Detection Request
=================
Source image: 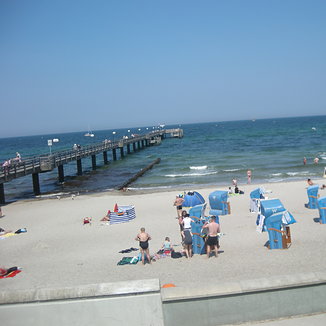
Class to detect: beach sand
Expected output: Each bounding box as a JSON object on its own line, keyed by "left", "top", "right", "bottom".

{"left": 1, "top": 179, "right": 326, "bottom": 292}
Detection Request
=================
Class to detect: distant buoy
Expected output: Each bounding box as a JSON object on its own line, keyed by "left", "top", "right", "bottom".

{"left": 312, "top": 127, "right": 317, "bottom": 131}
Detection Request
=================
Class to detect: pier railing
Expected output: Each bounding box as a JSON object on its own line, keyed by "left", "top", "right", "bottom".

{"left": 0, "top": 129, "right": 182, "bottom": 183}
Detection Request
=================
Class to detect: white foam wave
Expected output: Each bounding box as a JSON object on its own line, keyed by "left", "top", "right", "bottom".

{"left": 165, "top": 171, "right": 218, "bottom": 178}
{"left": 223, "top": 169, "right": 240, "bottom": 172}
{"left": 189, "top": 165, "right": 207, "bottom": 170}
{"left": 271, "top": 173, "right": 282, "bottom": 177}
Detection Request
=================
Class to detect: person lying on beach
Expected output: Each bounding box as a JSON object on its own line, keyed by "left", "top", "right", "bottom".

{"left": 135, "top": 227, "right": 151, "bottom": 265}
{"left": 234, "top": 186, "right": 244, "bottom": 194}
{"left": 321, "top": 184, "right": 326, "bottom": 190}
{"left": 100, "top": 210, "right": 111, "bottom": 222}
{"left": 173, "top": 195, "right": 185, "bottom": 219}
{"left": 202, "top": 216, "right": 220, "bottom": 258}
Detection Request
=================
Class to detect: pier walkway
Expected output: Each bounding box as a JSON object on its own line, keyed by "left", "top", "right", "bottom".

{"left": 0, "top": 128, "right": 183, "bottom": 203}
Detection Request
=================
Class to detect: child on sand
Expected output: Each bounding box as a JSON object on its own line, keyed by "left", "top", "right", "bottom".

{"left": 162, "top": 236, "right": 173, "bottom": 255}
{"left": 135, "top": 227, "right": 151, "bottom": 265}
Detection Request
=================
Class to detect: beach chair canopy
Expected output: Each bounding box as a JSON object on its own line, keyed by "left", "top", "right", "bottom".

{"left": 265, "top": 211, "right": 284, "bottom": 249}
{"left": 318, "top": 196, "right": 326, "bottom": 224}
{"left": 183, "top": 191, "right": 205, "bottom": 208}
{"left": 305, "top": 185, "right": 319, "bottom": 209}
{"left": 189, "top": 203, "right": 206, "bottom": 220}
{"left": 260, "top": 199, "right": 285, "bottom": 218}
{"left": 209, "top": 190, "right": 229, "bottom": 216}
{"left": 250, "top": 187, "right": 265, "bottom": 199}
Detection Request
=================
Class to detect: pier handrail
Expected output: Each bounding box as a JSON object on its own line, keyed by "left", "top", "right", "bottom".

{"left": 0, "top": 129, "right": 182, "bottom": 182}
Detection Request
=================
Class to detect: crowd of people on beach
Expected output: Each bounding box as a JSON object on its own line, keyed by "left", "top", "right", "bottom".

{"left": 133, "top": 193, "right": 222, "bottom": 265}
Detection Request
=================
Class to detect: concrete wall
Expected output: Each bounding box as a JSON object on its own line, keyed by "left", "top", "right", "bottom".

{"left": 1, "top": 273, "right": 326, "bottom": 326}
{"left": 0, "top": 279, "right": 164, "bottom": 326}
{"left": 162, "top": 272, "right": 326, "bottom": 326}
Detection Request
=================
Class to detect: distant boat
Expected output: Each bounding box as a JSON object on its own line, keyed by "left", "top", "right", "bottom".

{"left": 84, "top": 127, "right": 95, "bottom": 137}
{"left": 312, "top": 127, "right": 317, "bottom": 131}
{"left": 159, "top": 124, "right": 165, "bottom": 128}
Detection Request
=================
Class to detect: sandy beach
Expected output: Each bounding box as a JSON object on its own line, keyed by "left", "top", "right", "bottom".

{"left": 1, "top": 179, "right": 326, "bottom": 292}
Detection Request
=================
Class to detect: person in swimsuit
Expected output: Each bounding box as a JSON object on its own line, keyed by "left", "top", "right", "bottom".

{"left": 202, "top": 216, "right": 220, "bottom": 258}
{"left": 162, "top": 236, "right": 173, "bottom": 255}
{"left": 174, "top": 195, "right": 185, "bottom": 219}
{"left": 135, "top": 227, "right": 151, "bottom": 264}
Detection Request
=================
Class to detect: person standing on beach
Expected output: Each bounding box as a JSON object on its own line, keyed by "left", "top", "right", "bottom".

{"left": 303, "top": 157, "right": 307, "bottom": 165}
{"left": 135, "top": 227, "right": 151, "bottom": 265}
{"left": 174, "top": 194, "right": 184, "bottom": 219}
{"left": 182, "top": 228, "right": 193, "bottom": 258}
{"left": 247, "top": 170, "right": 252, "bottom": 184}
{"left": 202, "top": 216, "right": 220, "bottom": 258}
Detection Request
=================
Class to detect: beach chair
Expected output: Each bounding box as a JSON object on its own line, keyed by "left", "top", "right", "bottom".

{"left": 190, "top": 218, "right": 206, "bottom": 255}
{"left": 209, "top": 190, "right": 230, "bottom": 216}
{"left": 260, "top": 199, "right": 293, "bottom": 250}
{"left": 305, "top": 185, "right": 319, "bottom": 209}
{"left": 250, "top": 187, "right": 265, "bottom": 212}
{"left": 183, "top": 191, "right": 205, "bottom": 209}
{"left": 317, "top": 196, "right": 326, "bottom": 224}
{"left": 189, "top": 204, "right": 207, "bottom": 255}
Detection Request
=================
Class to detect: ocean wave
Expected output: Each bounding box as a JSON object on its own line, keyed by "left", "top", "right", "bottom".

{"left": 223, "top": 168, "right": 241, "bottom": 172}
{"left": 286, "top": 171, "right": 310, "bottom": 176}
{"left": 189, "top": 165, "right": 207, "bottom": 170}
{"left": 128, "top": 186, "right": 172, "bottom": 190}
{"left": 165, "top": 171, "right": 218, "bottom": 178}
{"left": 270, "top": 173, "right": 282, "bottom": 177}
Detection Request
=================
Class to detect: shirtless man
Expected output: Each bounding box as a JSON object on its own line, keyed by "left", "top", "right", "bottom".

{"left": 202, "top": 216, "right": 220, "bottom": 258}
{"left": 135, "top": 227, "right": 151, "bottom": 265}
{"left": 173, "top": 195, "right": 185, "bottom": 219}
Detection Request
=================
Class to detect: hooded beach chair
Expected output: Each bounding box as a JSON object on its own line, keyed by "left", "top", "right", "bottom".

{"left": 305, "top": 185, "right": 319, "bottom": 209}
{"left": 189, "top": 203, "right": 207, "bottom": 255}
{"left": 317, "top": 196, "right": 326, "bottom": 224}
{"left": 249, "top": 187, "right": 266, "bottom": 212}
{"left": 260, "top": 199, "right": 293, "bottom": 249}
{"left": 209, "top": 190, "right": 230, "bottom": 216}
{"left": 183, "top": 191, "right": 205, "bottom": 209}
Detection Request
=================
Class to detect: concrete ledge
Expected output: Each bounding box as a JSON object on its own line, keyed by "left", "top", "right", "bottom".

{"left": 161, "top": 271, "right": 326, "bottom": 301}
{"left": 0, "top": 278, "right": 160, "bottom": 305}
{"left": 162, "top": 272, "right": 326, "bottom": 326}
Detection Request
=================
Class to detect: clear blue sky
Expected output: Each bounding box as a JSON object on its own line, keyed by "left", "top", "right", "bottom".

{"left": 1, "top": 0, "right": 325, "bottom": 137}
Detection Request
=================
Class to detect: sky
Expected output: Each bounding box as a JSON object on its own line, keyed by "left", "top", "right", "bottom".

{"left": 1, "top": 0, "right": 326, "bottom": 137}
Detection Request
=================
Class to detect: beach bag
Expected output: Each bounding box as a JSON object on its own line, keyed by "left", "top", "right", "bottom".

{"left": 171, "top": 251, "right": 182, "bottom": 259}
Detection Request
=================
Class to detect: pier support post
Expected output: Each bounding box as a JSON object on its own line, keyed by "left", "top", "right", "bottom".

{"left": 77, "top": 159, "right": 82, "bottom": 176}
{"left": 0, "top": 183, "right": 5, "bottom": 204}
{"left": 58, "top": 165, "right": 64, "bottom": 183}
{"left": 145, "top": 139, "right": 150, "bottom": 147}
{"left": 32, "top": 173, "right": 40, "bottom": 196}
{"left": 112, "top": 148, "right": 117, "bottom": 161}
{"left": 138, "top": 141, "right": 141, "bottom": 150}
{"left": 120, "top": 147, "right": 124, "bottom": 158}
{"left": 103, "top": 151, "right": 108, "bottom": 165}
{"left": 91, "top": 155, "right": 96, "bottom": 170}
{"left": 133, "top": 142, "right": 137, "bottom": 152}
{"left": 127, "top": 144, "right": 131, "bottom": 154}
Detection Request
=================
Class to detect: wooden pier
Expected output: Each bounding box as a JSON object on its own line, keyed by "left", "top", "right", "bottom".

{"left": 0, "top": 128, "right": 183, "bottom": 204}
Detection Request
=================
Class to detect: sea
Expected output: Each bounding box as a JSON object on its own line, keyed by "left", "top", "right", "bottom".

{"left": 1, "top": 115, "right": 325, "bottom": 202}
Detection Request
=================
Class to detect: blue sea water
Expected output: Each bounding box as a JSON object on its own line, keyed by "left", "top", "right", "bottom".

{"left": 0, "top": 116, "right": 325, "bottom": 201}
